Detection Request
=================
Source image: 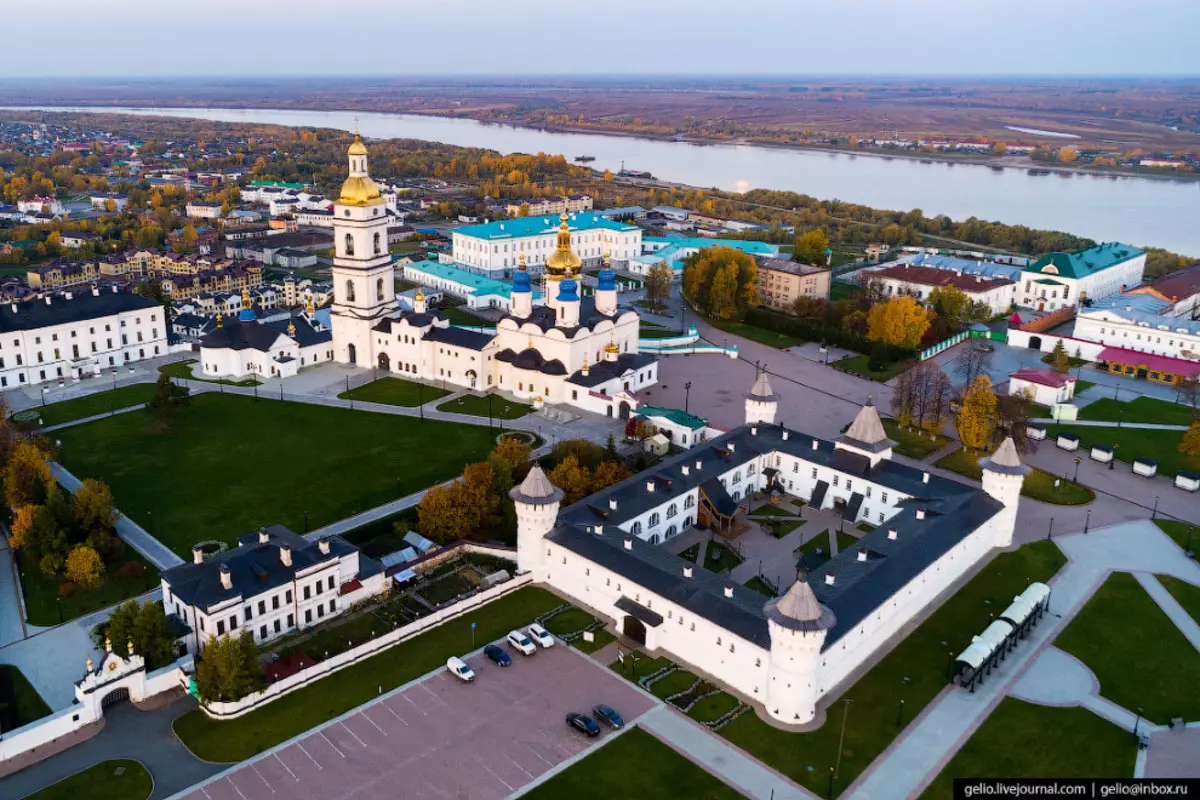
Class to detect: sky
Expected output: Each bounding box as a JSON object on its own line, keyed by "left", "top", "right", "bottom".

{"left": 6, "top": 0, "right": 1200, "bottom": 77}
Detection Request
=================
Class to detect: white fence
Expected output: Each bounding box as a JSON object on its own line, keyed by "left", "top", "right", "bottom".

{"left": 201, "top": 572, "right": 533, "bottom": 719}
{"left": 1007, "top": 329, "right": 1106, "bottom": 361}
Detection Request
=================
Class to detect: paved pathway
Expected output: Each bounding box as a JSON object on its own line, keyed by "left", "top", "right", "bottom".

{"left": 304, "top": 485, "right": 440, "bottom": 542}
{"left": 1029, "top": 419, "right": 1189, "bottom": 431}
{"left": 0, "top": 539, "right": 28, "bottom": 648}
{"left": 638, "top": 705, "right": 815, "bottom": 800}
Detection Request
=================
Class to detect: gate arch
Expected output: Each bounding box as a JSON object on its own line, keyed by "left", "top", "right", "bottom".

{"left": 1028, "top": 336, "right": 1043, "bottom": 351}
{"left": 101, "top": 686, "right": 130, "bottom": 709}
{"left": 622, "top": 615, "right": 647, "bottom": 645}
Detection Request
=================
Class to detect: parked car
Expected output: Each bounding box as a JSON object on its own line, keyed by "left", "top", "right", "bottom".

{"left": 446, "top": 656, "right": 475, "bottom": 682}
{"left": 527, "top": 623, "right": 555, "bottom": 648}
{"left": 484, "top": 644, "right": 511, "bottom": 667}
{"left": 565, "top": 712, "right": 600, "bottom": 737}
{"left": 592, "top": 704, "right": 624, "bottom": 729}
{"left": 507, "top": 629, "right": 537, "bottom": 656}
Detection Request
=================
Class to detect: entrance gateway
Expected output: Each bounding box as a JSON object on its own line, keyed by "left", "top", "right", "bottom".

{"left": 622, "top": 615, "right": 646, "bottom": 645}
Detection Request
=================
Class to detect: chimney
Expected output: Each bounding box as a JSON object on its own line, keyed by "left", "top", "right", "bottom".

{"left": 280, "top": 545, "right": 292, "bottom": 567}
{"left": 219, "top": 564, "right": 232, "bottom": 590}
{"left": 682, "top": 465, "right": 690, "bottom": 476}
{"left": 609, "top": 496, "right": 618, "bottom": 511}
{"left": 812, "top": 439, "right": 819, "bottom": 450}
{"left": 192, "top": 545, "right": 204, "bottom": 565}
{"left": 91, "top": 287, "right": 99, "bottom": 297}
{"left": 724, "top": 585, "right": 734, "bottom": 598}
{"left": 44, "top": 296, "right": 51, "bottom": 305}
{"left": 318, "top": 538, "right": 330, "bottom": 555}
{"left": 623, "top": 538, "right": 633, "bottom": 550}
{"left": 258, "top": 528, "right": 269, "bottom": 545}
{"left": 9, "top": 304, "right": 15, "bottom": 312}
{"left": 782, "top": 430, "right": 790, "bottom": 441}
{"left": 750, "top": 425, "right": 758, "bottom": 436}
{"left": 646, "top": 479, "right": 656, "bottom": 493}
{"left": 112, "top": 285, "right": 117, "bottom": 293}
{"left": 888, "top": 526, "right": 898, "bottom": 540}
{"left": 695, "top": 459, "right": 702, "bottom": 470}
{"left": 916, "top": 508, "right": 926, "bottom": 520}
{"left": 922, "top": 472, "right": 930, "bottom": 484}
{"left": 857, "top": 547, "right": 868, "bottom": 562}
{"left": 64, "top": 291, "right": 73, "bottom": 300}
{"left": 825, "top": 572, "right": 836, "bottom": 586}
{"left": 683, "top": 565, "right": 693, "bottom": 579}
{"left": 728, "top": 442, "right": 736, "bottom": 452}
{"left": 594, "top": 524, "right": 603, "bottom": 535}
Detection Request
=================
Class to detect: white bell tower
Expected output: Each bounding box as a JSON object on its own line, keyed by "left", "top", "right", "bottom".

{"left": 330, "top": 130, "right": 397, "bottom": 367}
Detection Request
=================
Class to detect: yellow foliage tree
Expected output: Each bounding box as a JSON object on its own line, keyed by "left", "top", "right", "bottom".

{"left": 9, "top": 504, "right": 39, "bottom": 550}
{"left": 956, "top": 375, "right": 998, "bottom": 450}
{"left": 1179, "top": 421, "right": 1200, "bottom": 457}
{"left": 4, "top": 440, "right": 53, "bottom": 509}
{"left": 1059, "top": 147, "right": 1078, "bottom": 163}
{"left": 65, "top": 545, "right": 104, "bottom": 589}
{"left": 867, "top": 296, "right": 930, "bottom": 350}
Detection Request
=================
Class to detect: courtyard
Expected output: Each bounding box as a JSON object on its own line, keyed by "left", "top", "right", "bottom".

{"left": 54, "top": 393, "right": 499, "bottom": 557}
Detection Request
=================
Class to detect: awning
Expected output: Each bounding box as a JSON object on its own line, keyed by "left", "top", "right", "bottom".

{"left": 701, "top": 479, "right": 738, "bottom": 518}
{"left": 999, "top": 598, "right": 1035, "bottom": 626}
{"left": 976, "top": 620, "right": 1014, "bottom": 650}
{"left": 615, "top": 596, "right": 664, "bottom": 628}
{"left": 1017, "top": 582, "right": 1051, "bottom": 608}
{"left": 956, "top": 641, "right": 993, "bottom": 670}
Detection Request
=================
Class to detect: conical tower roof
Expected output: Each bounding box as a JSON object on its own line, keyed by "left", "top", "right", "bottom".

{"left": 765, "top": 578, "right": 837, "bottom": 632}
{"left": 746, "top": 372, "right": 777, "bottom": 401}
{"left": 836, "top": 397, "right": 894, "bottom": 454}
{"left": 980, "top": 437, "right": 1031, "bottom": 476}
{"left": 509, "top": 465, "right": 564, "bottom": 506}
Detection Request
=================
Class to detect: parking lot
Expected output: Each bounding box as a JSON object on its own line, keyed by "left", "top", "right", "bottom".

{"left": 175, "top": 641, "right": 657, "bottom": 800}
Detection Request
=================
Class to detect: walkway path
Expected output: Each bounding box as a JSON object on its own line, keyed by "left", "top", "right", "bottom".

{"left": 303, "top": 484, "right": 440, "bottom": 542}
{"left": 1133, "top": 573, "right": 1200, "bottom": 650}
{"left": 638, "top": 705, "right": 815, "bottom": 800}
{"left": 1029, "top": 418, "right": 1189, "bottom": 431}
{"left": 0, "top": 538, "right": 28, "bottom": 648}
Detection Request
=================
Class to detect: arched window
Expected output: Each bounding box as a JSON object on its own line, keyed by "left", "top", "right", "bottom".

{"left": 748, "top": 463, "right": 756, "bottom": 475}
{"left": 631, "top": 521, "right": 642, "bottom": 535}
{"left": 684, "top": 495, "right": 695, "bottom": 509}
{"left": 667, "top": 503, "right": 678, "bottom": 518}
{"left": 733, "top": 472, "right": 742, "bottom": 484}
{"left": 344, "top": 233, "right": 354, "bottom": 256}
{"left": 649, "top": 534, "right": 661, "bottom": 545}
{"left": 376, "top": 277, "right": 384, "bottom": 301}
{"left": 373, "top": 232, "right": 382, "bottom": 255}
{"left": 683, "top": 516, "right": 694, "bottom": 528}
{"left": 648, "top": 512, "right": 660, "bottom": 528}
{"left": 732, "top": 489, "right": 741, "bottom": 501}
{"left": 666, "top": 525, "right": 677, "bottom": 539}
{"left": 345, "top": 280, "right": 355, "bottom": 302}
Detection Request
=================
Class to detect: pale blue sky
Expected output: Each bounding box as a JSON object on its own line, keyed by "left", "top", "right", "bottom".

{"left": 7, "top": 0, "right": 1199, "bottom": 77}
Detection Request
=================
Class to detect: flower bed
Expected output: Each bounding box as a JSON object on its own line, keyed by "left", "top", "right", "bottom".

{"left": 686, "top": 691, "right": 741, "bottom": 723}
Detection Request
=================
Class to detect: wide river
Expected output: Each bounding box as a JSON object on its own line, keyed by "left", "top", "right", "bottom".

{"left": 12, "top": 105, "right": 1200, "bottom": 255}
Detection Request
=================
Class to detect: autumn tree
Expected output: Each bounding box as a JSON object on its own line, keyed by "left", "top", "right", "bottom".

{"left": 75, "top": 478, "right": 118, "bottom": 535}
{"left": 104, "top": 599, "right": 176, "bottom": 669}
{"left": 681, "top": 246, "right": 758, "bottom": 320}
{"left": 954, "top": 343, "right": 994, "bottom": 386}
{"left": 590, "top": 460, "right": 631, "bottom": 494}
{"left": 1059, "top": 147, "right": 1078, "bottom": 163}
{"left": 4, "top": 440, "right": 53, "bottom": 508}
{"left": 957, "top": 376, "right": 998, "bottom": 451}
{"left": 145, "top": 374, "right": 190, "bottom": 423}
{"left": 1179, "top": 422, "right": 1200, "bottom": 457}
{"left": 417, "top": 461, "right": 500, "bottom": 543}
{"left": 927, "top": 286, "right": 971, "bottom": 332}
{"left": 793, "top": 229, "right": 830, "bottom": 265}
{"left": 9, "top": 505, "right": 39, "bottom": 550}
{"left": 867, "top": 296, "right": 930, "bottom": 350}
{"left": 1050, "top": 339, "right": 1070, "bottom": 374}
{"left": 644, "top": 264, "right": 673, "bottom": 309}
{"left": 66, "top": 545, "right": 104, "bottom": 588}
{"left": 196, "top": 631, "right": 266, "bottom": 703}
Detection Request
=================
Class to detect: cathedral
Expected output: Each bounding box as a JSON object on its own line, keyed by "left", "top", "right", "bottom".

{"left": 205, "top": 135, "right": 657, "bottom": 415}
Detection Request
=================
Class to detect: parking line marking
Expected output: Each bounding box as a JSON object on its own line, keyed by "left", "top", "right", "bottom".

{"left": 477, "top": 758, "right": 513, "bottom": 792}
{"left": 201, "top": 789, "right": 214, "bottom": 800}
{"left": 274, "top": 752, "right": 298, "bottom": 780}
{"left": 296, "top": 741, "right": 322, "bottom": 770}
{"left": 362, "top": 709, "right": 387, "bottom": 736}
{"left": 227, "top": 777, "right": 250, "bottom": 800}
{"left": 341, "top": 721, "right": 367, "bottom": 748}
{"left": 403, "top": 694, "right": 428, "bottom": 717}
{"left": 526, "top": 742, "right": 554, "bottom": 767}
{"left": 321, "top": 730, "right": 345, "bottom": 758}
{"left": 251, "top": 763, "right": 275, "bottom": 793}
{"left": 420, "top": 682, "right": 449, "bottom": 706}
{"left": 384, "top": 703, "right": 409, "bottom": 726}
{"left": 507, "top": 755, "right": 534, "bottom": 779}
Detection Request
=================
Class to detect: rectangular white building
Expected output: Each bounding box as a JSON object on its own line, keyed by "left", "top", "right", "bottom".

{"left": 451, "top": 213, "right": 642, "bottom": 277}
{"left": 1017, "top": 243, "right": 1146, "bottom": 310}
{"left": 873, "top": 264, "right": 1016, "bottom": 316}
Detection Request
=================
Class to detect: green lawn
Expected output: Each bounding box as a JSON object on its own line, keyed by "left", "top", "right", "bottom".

{"left": 639, "top": 327, "right": 686, "bottom": 339}
{"left": 17, "top": 548, "right": 157, "bottom": 627}
{"left": 609, "top": 652, "right": 673, "bottom": 684}
{"left": 159, "top": 359, "right": 261, "bottom": 387}
{"left": 437, "top": 393, "right": 530, "bottom": 419}
{"left": 337, "top": 376, "right": 450, "bottom": 407}
{"left": 702, "top": 540, "right": 742, "bottom": 573}
{"left": 882, "top": 419, "right": 949, "bottom": 460}
{"left": 23, "top": 759, "right": 152, "bottom": 800}
{"left": 718, "top": 541, "right": 1066, "bottom": 797}
{"left": 796, "top": 529, "right": 832, "bottom": 559}
{"left": 1055, "top": 571, "right": 1200, "bottom": 725}
{"left": 543, "top": 608, "right": 597, "bottom": 637}
{"left": 919, "top": 700, "right": 1135, "bottom": 797}
{"left": 706, "top": 318, "right": 804, "bottom": 349}
{"left": 648, "top": 668, "right": 699, "bottom": 700}
{"left": 56, "top": 394, "right": 499, "bottom": 556}
{"left": 174, "top": 586, "right": 562, "bottom": 761}
{"left": 1155, "top": 519, "right": 1197, "bottom": 554}
{"left": 1157, "top": 575, "right": 1200, "bottom": 626}
{"left": 31, "top": 384, "right": 158, "bottom": 427}
{"left": 935, "top": 447, "right": 1094, "bottom": 505}
{"left": 0, "top": 664, "right": 51, "bottom": 733}
{"left": 574, "top": 627, "right": 616, "bottom": 654}
{"left": 743, "top": 575, "right": 777, "bottom": 597}
{"left": 1045, "top": 424, "right": 1200, "bottom": 477}
{"left": 1075, "top": 380, "right": 1096, "bottom": 394}
{"left": 835, "top": 530, "right": 859, "bottom": 554}
{"left": 687, "top": 692, "right": 741, "bottom": 723}
{"left": 1078, "top": 396, "right": 1196, "bottom": 426}
{"left": 522, "top": 727, "right": 741, "bottom": 800}
{"left": 753, "top": 504, "right": 806, "bottom": 538}
{"left": 833, "top": 354, "right": 911, "bottom": 382}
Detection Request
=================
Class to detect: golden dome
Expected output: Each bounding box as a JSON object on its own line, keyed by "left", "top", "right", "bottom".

{"left": 544, "top": 210, "right": 581, "bottom": 280}
{"left": 347, "top": 133, "right": 368, "bottom": 157}
{"left": 338, "top": 176, "right": 382, "bottom": 205}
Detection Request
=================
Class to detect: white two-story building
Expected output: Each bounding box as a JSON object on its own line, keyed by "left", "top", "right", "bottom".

{"left": 451, "top": 213, "right": 642, "bottom": 278}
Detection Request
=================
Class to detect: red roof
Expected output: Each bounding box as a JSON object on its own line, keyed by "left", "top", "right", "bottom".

{"left": 876, "top": 264, "right": 1013, "bottom": 293}
{"left": 1010, "top": 367, "right": 1075, "bottom": 388}
{"left": 1099, "top": 346, "right": 1200, "bottom": 378}
{"left": 339, "top": 579, "right": 362, "bottom": 596}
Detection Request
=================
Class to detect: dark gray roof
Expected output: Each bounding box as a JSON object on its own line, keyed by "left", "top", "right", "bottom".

{"left": 566, "top": 353, "right": 657, "bottom": 387}
{"left": 0, "top": 290, "right": 158, "bottom": 332}
{"left": 424, "top": 325, "right": 495, "bottom": 351}
{"left": 200, "top": 315, "right": 330, "bottom": 351}
{"left": 501, "top": 297, "right": 618, "bottom": 335}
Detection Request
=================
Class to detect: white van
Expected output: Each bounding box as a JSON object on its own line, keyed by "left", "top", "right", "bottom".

{"left": 506, "top": 629, "right": 537, "bottom": 656}
{"left": 527, "top": 623, "right": 555, "bottom": 648}
{"left": 446, "top": 656, "right": 475, "bottom": 682}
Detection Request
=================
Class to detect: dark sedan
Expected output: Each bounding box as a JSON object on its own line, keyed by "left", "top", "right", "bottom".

{"left": 592, "top": 704, "right": 624, "bottom": 729}
{"left": 484, "top": 644, "right": 511, "bottom": 666}
{"left": 565, "top": 712, "right": 600, "bottom": 737}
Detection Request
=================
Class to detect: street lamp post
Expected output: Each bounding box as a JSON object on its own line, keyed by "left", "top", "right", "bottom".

{"left": 896, "top": 697, "right": 906, "bottom": 729}
{"left": 827, "top": 766, "right": 835, "bottom": 799}
{"left": 1109, "top": 443, "right": 1118, "bottom": 470}
{"left": 1046, "top": 517, "right": 1054, "bottom": 541}
{"left": 488, "top": 393, "right": 494, "bottom": 432}
{"left": 304, "top": 510, "right": 308, "bottom": 533}
{"left": 1133, "top": 705, "right": 1144, "bottom": 740}
{"left": 1152, "top": 496, "right": 1160, "bottom": 520}
{"left": 1084, "top": 509, "right": 1091, "bottom": 535}
{"left": 1186, "top": 526, "right": 1195, "bottom": 558}
{"left": 1072, "top": 457, "right": 1081, "bottom": 483}
{"left": 418, "top": 381, "right": 424, "bottom": 423}
{"left": 833, "top": 697, "right": 853, "bottom": 779}
{"left": 684, "top": 381, "right": 692, "bottom": 415}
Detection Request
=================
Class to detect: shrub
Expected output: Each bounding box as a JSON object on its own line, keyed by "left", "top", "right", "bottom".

{"left": 59, "top": 581, "right": 77, "bottom": 598}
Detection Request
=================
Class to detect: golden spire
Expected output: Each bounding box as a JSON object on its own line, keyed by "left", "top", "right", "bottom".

{"left": 415, "top": 287, "right": 425, "bottom": 302}
{"left": 104, "top": 635, "right": 112, "bottom": 652}
{"left": 241, "top": 285, "right": 252, "bottom": 310}
{"left": 605, "top": 330, "right": 620, "bottom": 354}
{"left": 582, "top": 356, "right": 589, "bottom": 375}
{"left": 543, "top": 209, "right": 581, "bottom": 281}
{"left": 518, "top": 252, "right": 526, "bottom": 271}
{"left": 287, "top": 319, "right": 297, "bottom": 338}
{"left": 305, "top": 294, "right": 315, "bottom": 315}
{"left": 216, "top": 312, "right": 223, "bottom": 329}
{"left": 527, "top": 335, "right": 534, "bottom": 350}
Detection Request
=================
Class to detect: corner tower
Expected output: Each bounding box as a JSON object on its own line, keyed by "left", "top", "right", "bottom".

{"left": 330, "top": 131, "right": 397, "bottom": 366}
{"left": 765, "top": 578, "right": 836, "bottom": 725}
{"left": 745, "top": 371, "right": 778, "bottom": 425}
{"left": 979, "top": 437, "right": 1029, "bottom": 548}
{"left": 510, "top": 466, "right": 563, "bottom": 579}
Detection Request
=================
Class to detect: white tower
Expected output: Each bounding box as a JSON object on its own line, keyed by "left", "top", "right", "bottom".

{"left": 834, "top": 398, "right": 895, "bottom": 467}
{"left": 510, "top": 466, "right": 563, "bottom": 580}
{"left": 764, "top": 579, "right": 836, "bottom": 725}
{"left": 330, "top": 132, "right": 397, "bottom": 367}
{"left": 979, "top": 437, "right": 1029, "bottom": 548}
{"left": 745, "top": 372, "right": 778, "bottom": 425}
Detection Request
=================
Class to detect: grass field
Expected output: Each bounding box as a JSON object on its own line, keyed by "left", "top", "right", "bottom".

{"left": 609, "top": 652, "right": 672, "bottom": 684}
{"left": 1157, "top": 575, "right": 1200, "bottom": 626}
{"left": 437, "top": 393, "right": 530, "bottom": 419}
{"left": 522, "top": 727, "right": 741, "bottom": 800}
{"left": 706, "top": 318, "right": 804, "bottom": 349}
{"left": 159, "top": 359, "right": 261, "bottom": 387}
{"left": 1045, "top": 424, "right": 1199, "bottom": 477}
{"left": 17, "top": 548, "right": 157, "bottom": 626}
{"left": 56, "top": 394, "right": 498, "bottom": 556}
{"left": 0, "top": 664, "right": 51, "bottom": 733}
{"left": 717, "top": 541, "right": 1066, "bottom": 797}
{"left": 919, "top": 700, "right": 1135, "bottom": 797}
{"left": 31, "top": 384, "right": 157, "bottom": 427}
{"left": 174, "top": 586, "right": 562, "bottom": 761}
{"left": 23, "top": 759, "right": 153, "bottom": 800}
{"left": 881, "top": 419, "right": 949, "bottom": 460}
{"left": 439, "top": 306, "right": 492, "bottom": 327}
{"left": 1154, "top": 519, "right": 1197, "bottom": 553}
{"left": 1078, "top": 396, "right": 1196, "bottom": 426}
{"left": 639, "top": 327, "right": 686, "bottom": 339}
{"left": 935, "top": 447, "right": 1094, "bottom": 505}
{"left": 337, "top": 376, "right": 450, "bottom": 407}
{"left": 834, "top": 354, "right": 911, "bottom": 382}
{"left": 703, "top": 540, "right": 742, "bottom": 573}
{"left": 743, "top": 575, "right": 777, "bottom": 597}
{"left": 1055, "top": 571, "right": 1200, "bottom": 725}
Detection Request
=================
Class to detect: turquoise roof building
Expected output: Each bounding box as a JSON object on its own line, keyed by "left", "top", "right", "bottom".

{"left": 401, "top": 259, "right": 544, "bottom": 306}
{"left": 455, "top": 213, "right": 638, "bottom": 241}
{"left": 633, "top": 237, "right": 780, "bottom": 274}
{"left": 1026, "top": 243, "right": 1145, "bottom": 280}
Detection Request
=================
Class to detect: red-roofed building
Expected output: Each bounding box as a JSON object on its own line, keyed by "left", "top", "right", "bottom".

{"left": 1009, "top": 367, "right": 1077, "bottom": 405}
{"left": 1099, "top": 346, "right": 1200, "bottom": 386}
{"left": 874, "top": 264, "right": 1016, "bottom": 315}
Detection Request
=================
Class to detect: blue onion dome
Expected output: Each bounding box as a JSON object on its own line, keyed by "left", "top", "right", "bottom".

{"left": 512, "top": 269, "right": 532, "bottom": 293}
{"left": 597, "top": 269, "right": 616, "bottom": 291}
{"left": 557, "top": 279, "right": 579, "bottom": 302}
{"left": 238, "top": 307, "right": 257, "bottom": 323}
